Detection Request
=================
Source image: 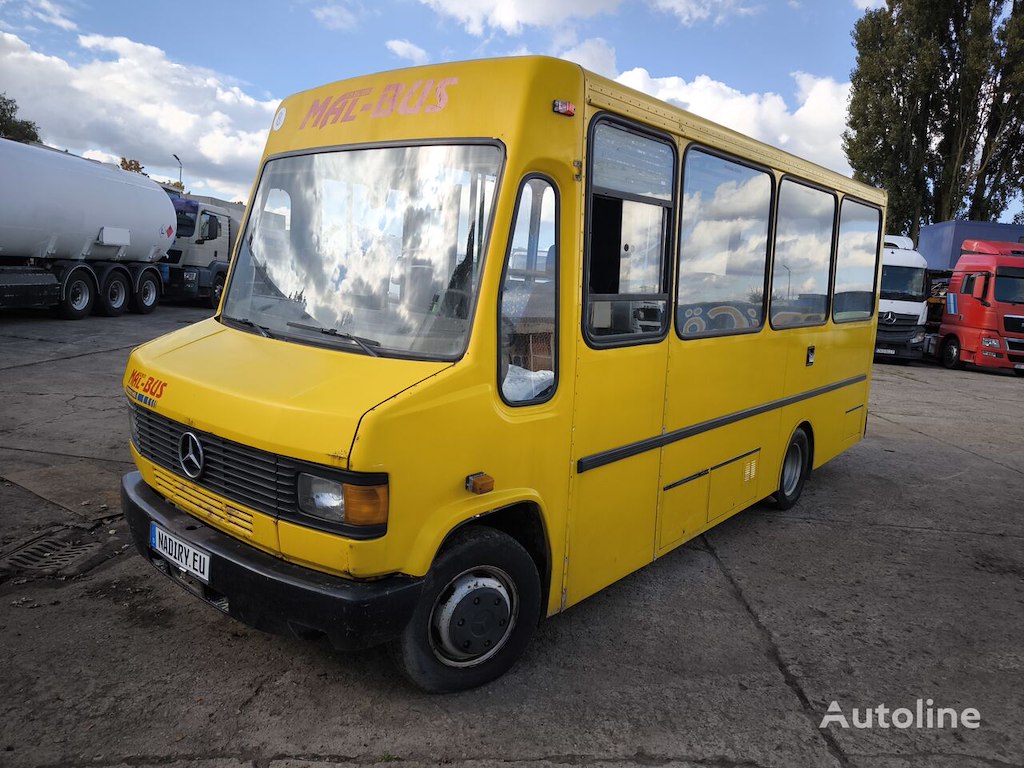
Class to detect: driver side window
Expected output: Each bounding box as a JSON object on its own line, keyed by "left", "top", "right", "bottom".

{"left": 499, "top": 177, "right": 558, "bottom": 405}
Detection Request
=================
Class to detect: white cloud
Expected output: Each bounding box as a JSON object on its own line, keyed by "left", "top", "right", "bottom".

{"left": 649, "top": 0, "right": 758, "bottom": 25}
{"left": 851, "top": 0, "right": 885, "bottom": 9}
{"left": 558, "top": 37, "right": 617, "bottom": 79}
{"left": 311, "top": 3, "right": 358, "bottom": 30}
{"left": 9, "top": 0, "right": 79, "bottom": 31}
{"left": 0, "top": 31, "right": 275, "bottom": 200}
{"left": 617, "top": 66, "right": 853, "bottom": 175}
{"left": 416, "top": 0, "right": 620, "bottom": 35}
{"left": 386, "top": 38, "right": 430, "bottom": 65}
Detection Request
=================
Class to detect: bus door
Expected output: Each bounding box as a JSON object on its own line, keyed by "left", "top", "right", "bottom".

{"left": 659, "top": 148, "right": 782, "bottom": 553}
{"left": 564, "top": 117, "right": 675, "bottom": 607}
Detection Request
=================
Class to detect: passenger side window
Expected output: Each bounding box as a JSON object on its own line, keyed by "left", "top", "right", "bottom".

{"left": 771, "top": 179, "right": 836, "bottom": 328}
{"left": 585, "top": 120, "right": 674, "bottom": 344}
{"left": 677, "top": 149, "right": 772, "bottom": 337}
{"left": 833, "top": 199, "right": 881, "bottom": 322}
{"left": 499, "top": 177, "right": 557, "bottom": 404}
{"left": 961, "top": 274, "right": 976, "bottom": 294}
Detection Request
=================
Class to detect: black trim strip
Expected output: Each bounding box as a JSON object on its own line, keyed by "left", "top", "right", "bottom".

{"left": 709, "top": 447, "right": 760, "bottom": 473}
{"left": 845, "top": 404, "right": 864, "bottom": 415}
{"left": 664, "top": 469, "right": 708, "bottom": 492}
{"left": 577, "top": 374, "right": 867, "bottom": 474}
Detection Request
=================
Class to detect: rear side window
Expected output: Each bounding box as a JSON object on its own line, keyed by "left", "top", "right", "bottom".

{"left": 585, "top": 119, "right": 675, "bottom": 345}
{"left": 771, "top": 179, "right": 836, "bottom": 328}
{"left": 833, "top": 199, "right": 881, "bottom": 322}
{"left": 677, "top": 148, "right": 773, "bottom": 337}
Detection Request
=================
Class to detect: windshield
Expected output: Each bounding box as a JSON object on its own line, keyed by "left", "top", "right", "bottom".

{"left": 994, "top": 273, "right": 1024, "bottom": 304}
{"left": 222, "top": 143, "right": 502, "bottom": 359}
{"left": 176, "top": 209, "right": 197, "bottom": 238}
{"left": 880, "top": 264, "right": 927, "bottom": 301}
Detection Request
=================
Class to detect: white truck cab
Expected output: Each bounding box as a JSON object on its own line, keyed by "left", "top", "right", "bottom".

{"left": 875, "top": 235, "right": 928, "bottom": 360}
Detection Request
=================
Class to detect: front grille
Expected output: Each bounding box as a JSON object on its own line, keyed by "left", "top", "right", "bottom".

{"left": 875, "top": 313, "right": 920, "bottom": 342}
{"left": 1004, "top": 316, "right": 1024, "bottom": 334}
{"left": 130, "top": 402, "right": 298, "bottom": 518}
{"left": 1005, "top": 337, "right": 1024, "bottom": 353}
{"left": 153, "top": 466, "right": 255, "bottom": 537}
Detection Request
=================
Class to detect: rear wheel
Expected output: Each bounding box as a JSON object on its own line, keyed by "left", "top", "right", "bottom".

{"left": 58, "top": 269, "right": 95, "bottom": 320}
{"left": 941, "top": 336, "right": 963, "bottom": 370}
{"left": 131, "top": 271, "right": 160, "bottom": 314}
{"left": 769, "top": 427, "right": 810, "bottom": 510}
{"left": 391, "top": 527, "right": 541, "bottom": 693}
{"left": 96, "top": 271, "right": 130, "bottom": 317}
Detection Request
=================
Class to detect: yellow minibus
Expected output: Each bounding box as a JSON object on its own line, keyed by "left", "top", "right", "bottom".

{"left": 122, "top": 56, "right": 885, "bottom": 692}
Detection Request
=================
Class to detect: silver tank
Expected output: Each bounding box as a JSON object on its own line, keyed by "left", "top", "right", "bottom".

{"left": 0, "top": 138, "right": 176, "bottom": 262}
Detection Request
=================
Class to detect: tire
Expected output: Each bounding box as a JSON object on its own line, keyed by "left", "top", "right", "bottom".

{"left": 130, "top": 271, "right": 160, "bottom": 314}
{"left": 941, "top": 336, "right": 963, "bottom": 370}
{"left": 769, "top": 427, "right": 811, "bottom": 511}
{"left": 207, "top": 273, "right": 226, "bottom": 310}
{"left": 96, "top": 271, "right": 130, "bottom": 317}
{"left": 390, "top": 527, "right": 541, "bottom": 693}
{"left": 58, "top": 269, "right": 96, "bottom": 320}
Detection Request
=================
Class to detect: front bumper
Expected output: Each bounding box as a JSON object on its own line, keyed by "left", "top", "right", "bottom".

{"left": 122, "top": 471, "right": 422, "bottom": 650}
{"left": 873, "top": 340, "right": 924, "bottom": 361}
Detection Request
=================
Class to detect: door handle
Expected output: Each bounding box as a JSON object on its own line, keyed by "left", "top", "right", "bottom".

{"left": 806, "top": 345, "right": 815, "bottom": 366}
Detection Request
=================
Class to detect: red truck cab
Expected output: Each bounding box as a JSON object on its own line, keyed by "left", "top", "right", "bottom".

{"left": 939, "top": 240, "right": 1024, "bottom": 376}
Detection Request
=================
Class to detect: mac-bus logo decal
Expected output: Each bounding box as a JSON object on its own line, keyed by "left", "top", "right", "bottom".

{"left": 126, "top": 368, "right": 168, "bottom": 408}
{"left": 298, "top": 77, "right": 459, "bottom": 131}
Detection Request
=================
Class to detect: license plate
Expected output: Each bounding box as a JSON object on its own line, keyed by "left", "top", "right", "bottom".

{"left": 1016, "top": 363, "right": 1024, "bottom": 370}
{"left": 150, "top": 523, "right": 210, "bottom": 583}
{"left": 875, "top": 347, "right": 896, "bottom": 355}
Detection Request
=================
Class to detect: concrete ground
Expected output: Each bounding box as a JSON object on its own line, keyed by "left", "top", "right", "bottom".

{"left": 1, "top": 306, "right": 1022, "bottom": 768}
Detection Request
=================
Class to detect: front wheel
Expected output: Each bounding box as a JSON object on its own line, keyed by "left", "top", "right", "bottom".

{"left": 769, "top": 427, "right": 811, "bottom": 510}
{"left": 391, "top": 527, "right": 541, "bottom": 693}
{"left": 207, "top": 273, "right": 225, "bottom": 310}
{"left": 941, "top": 336, "right": 963, "bottom": 370}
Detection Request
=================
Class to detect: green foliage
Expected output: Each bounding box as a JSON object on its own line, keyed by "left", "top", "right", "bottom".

{"left": 0, "top": 93, "right": 41, "bottom": 143}
{"left": 844, "top": 0, "right": 1024, "bottom": 240}
{"left": 120, "top": 157, "right": 146, "bottom": 174}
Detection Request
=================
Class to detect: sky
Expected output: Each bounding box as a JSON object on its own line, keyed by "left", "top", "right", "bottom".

{"left": 0, "top": 0, "right": 887, "bottom": 203}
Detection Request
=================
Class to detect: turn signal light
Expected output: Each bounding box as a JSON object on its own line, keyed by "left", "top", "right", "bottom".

{"left": 552, "top": 100, "right": 576, "bottom": 116}
{"left": 343, "top": 484, "right": 389, "bottom": 526}
{"left": 465, "top": 472, "right": 495, "bottom": 494}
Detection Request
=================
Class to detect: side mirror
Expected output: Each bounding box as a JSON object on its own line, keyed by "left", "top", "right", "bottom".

{"left": 971, "top": 274, "right": 988, "bottom": 303}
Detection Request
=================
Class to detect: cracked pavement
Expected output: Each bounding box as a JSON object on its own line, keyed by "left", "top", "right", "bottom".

{"left": 1, "top": 306, "right": 1022, "bottom": 768}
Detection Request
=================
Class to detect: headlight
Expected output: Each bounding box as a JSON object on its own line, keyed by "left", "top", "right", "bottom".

{"left": 297, "top": 473, "right": 389, "bottom": 526}
{"left": 912, "top": 328, "right": 926, "bottom": 344}
{"left": 981, "top": 337, "right": 1001, "bottom": 348}
{"left": 298, "top": 473, "right": 346, "bottom": 522}
{"left": 184, "top": 269, "right": 198, "bottom": 283}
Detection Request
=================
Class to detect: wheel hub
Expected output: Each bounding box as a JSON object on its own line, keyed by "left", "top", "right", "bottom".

{"left": 432, "top": 572, "right": 513, "bottom": 664}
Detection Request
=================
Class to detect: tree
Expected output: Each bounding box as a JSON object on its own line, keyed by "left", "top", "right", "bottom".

{"left": 844, "top": 0, "right": 1024, "bottom": 241}
{"left": 0, "top": 93, "right": 41, "bottom": 143}
{"left": 120, "top": 157, "right": 146, "bottom": 174}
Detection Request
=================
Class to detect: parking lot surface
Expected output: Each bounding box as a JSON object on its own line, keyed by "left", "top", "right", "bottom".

{"left": 1, "top": 305, "right": 1022, "bottom": 768}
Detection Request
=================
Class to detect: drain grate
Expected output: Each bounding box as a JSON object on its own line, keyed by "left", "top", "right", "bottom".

{"left": 0, "top": 536, "right": 103, "bottom": 573}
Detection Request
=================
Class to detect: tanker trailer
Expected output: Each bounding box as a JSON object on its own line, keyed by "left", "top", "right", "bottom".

{"left": 0, "top": 138, "right": 176, "bottom": 319}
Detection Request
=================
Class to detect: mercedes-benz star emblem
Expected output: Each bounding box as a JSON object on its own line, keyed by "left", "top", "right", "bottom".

{"left": 178, "top": 432, "right": 205, "bottom": 479}
{"left": 881, "top": 311, "right": 897, "bottom": 325}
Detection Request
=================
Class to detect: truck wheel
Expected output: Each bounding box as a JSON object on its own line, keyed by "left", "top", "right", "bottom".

{"left": 390, "top": 527, "right": 541, "bottom": 693}
{"left": 96, "top": 271, "right": 130, "bottom": 317}
{"left": 131, "top": 272, "right": 160, "bottom": 314}
{"left": 941, "top": 336, "right": 964, "bottom": 370}
{"left": 769, "top": 427, "right": 810, "bottom": 510}
{"left": 208, "top": 273, "right": 225, "bottom": 310}
{"left": 58, "top": 269, "right": 96, "bottom": 320}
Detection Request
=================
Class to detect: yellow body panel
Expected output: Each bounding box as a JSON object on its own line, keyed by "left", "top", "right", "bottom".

{"left": 125, "top": 56, "right": 886, "bottom": 624}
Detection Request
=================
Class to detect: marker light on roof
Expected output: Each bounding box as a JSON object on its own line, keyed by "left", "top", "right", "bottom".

{"left": 552, "top": 100, "right": 576, "bottom": 117}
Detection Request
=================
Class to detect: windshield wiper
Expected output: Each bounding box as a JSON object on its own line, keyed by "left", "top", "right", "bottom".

{"left": 222, "top": 315, "right": 273, "bottom": 338}
{"left": 286, "top": 321, "right": 381, "bottom": 357}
